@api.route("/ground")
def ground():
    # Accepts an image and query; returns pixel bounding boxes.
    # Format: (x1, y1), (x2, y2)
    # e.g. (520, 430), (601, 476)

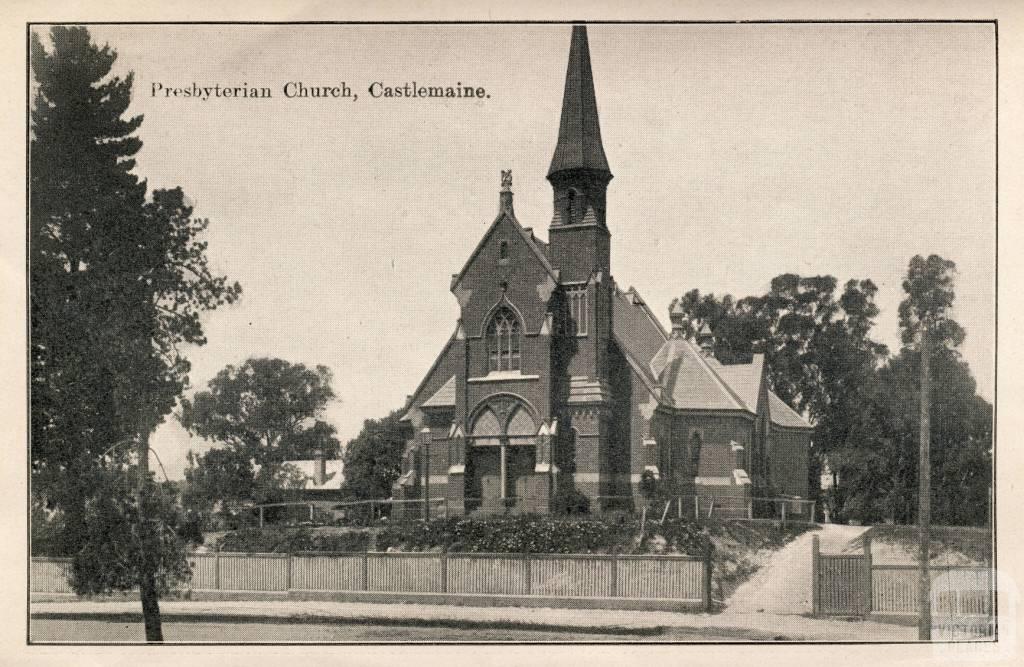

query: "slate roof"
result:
(400, 325), (459, 422)
(768, 392), (813, 430)
(254, 460), (344, 491)
(712, 354), (764, 412)
(650, 338), (746, 411)
(421, 375), (456, 408)
(611, 287), (668, 393)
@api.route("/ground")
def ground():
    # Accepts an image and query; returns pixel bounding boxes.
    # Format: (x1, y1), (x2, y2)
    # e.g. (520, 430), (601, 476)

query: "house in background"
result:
(250, 455), (345, 526)
(393, 26), (812, 518)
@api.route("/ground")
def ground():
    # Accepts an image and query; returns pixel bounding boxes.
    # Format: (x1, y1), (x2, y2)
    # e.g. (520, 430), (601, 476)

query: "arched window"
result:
(486, 307), (521, 372)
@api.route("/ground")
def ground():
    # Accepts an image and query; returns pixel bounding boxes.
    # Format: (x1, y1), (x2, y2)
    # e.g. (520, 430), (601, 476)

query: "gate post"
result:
(811, 534), (820, 616)
(863, 535), (873, 616)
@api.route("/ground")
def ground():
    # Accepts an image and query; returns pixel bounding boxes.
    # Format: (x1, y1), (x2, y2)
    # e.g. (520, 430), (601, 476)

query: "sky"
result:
(61, 23), (995, 479)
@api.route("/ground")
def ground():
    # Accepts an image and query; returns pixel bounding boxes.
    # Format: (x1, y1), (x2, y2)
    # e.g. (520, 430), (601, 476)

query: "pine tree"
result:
(30, 26), (240, 641)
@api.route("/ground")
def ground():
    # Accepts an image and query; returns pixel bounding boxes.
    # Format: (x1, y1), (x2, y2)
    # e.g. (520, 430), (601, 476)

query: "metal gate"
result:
(813, 535), (871, 616)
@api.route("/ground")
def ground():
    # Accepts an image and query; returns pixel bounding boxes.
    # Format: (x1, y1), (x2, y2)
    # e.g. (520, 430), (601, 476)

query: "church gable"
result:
(452, 209), (558, 336)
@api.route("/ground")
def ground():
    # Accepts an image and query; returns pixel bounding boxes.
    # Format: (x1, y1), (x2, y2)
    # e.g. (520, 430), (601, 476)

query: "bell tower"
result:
(547, 25), (613, 283)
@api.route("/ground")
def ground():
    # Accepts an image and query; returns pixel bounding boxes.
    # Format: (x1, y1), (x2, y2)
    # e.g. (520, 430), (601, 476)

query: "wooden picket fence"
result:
(812, 534), (994, 619)
(32, 550), (711, 608)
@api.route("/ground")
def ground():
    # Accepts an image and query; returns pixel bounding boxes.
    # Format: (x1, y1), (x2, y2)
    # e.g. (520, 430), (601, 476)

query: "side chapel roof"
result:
(612, 294), (811, 429)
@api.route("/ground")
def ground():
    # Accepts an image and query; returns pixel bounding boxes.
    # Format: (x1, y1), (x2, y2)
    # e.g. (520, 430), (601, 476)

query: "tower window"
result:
(565, 285), (588, 336)
(499, 240), (509, 262)
(486, 307), (522, 372)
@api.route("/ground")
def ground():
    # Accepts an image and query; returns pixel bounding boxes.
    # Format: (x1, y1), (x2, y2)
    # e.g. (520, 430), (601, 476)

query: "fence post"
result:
(215, 548), (221, 591)
(781, 501), (787, 527)
(286, 552), (293, 591)
(811, 534), (820, 616)
(704, 549), (714, 612)
(610, 554), (618, 598)
(863, 535), (873, 616)
(440, 550), (448, 594)
(694, 495), (699, 520)
(747, 498), (753, 519)
(524, 553), (532, 596)
(362, 552), (370, 591)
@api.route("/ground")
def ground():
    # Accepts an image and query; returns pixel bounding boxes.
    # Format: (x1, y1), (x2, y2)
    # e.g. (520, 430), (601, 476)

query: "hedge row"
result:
(216, 527), (370, 553)
(375, 515), (713, 556)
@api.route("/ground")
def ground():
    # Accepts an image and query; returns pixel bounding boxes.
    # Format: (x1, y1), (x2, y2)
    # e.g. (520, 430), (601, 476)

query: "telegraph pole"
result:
(918, 328), (932, 641)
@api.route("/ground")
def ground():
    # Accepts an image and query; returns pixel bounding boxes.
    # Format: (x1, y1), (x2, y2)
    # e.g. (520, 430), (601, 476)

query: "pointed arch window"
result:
(486, 307), (522, 372)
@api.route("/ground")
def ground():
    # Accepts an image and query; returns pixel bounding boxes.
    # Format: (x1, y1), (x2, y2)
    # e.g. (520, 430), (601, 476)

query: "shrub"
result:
(376, 515), (714, 556)
(216, 528), (370, 553)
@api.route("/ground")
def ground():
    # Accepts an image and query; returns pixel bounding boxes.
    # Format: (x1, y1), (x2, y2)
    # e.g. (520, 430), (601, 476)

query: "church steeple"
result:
(548, 25), (612, 180)
(547, 24), (613, 282)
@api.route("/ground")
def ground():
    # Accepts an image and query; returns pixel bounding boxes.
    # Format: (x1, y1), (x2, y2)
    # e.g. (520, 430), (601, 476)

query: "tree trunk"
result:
(137, 431), (164, 642)
(140, 569), (163, 642)
(918, 331), (931, 641)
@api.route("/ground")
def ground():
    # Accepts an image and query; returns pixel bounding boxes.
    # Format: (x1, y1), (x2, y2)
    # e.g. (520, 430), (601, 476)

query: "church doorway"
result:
(467, 399), (539, 514)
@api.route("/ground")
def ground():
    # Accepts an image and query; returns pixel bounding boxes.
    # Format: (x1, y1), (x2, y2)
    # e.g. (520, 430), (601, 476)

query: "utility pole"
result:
(421, 427), (432, 521)
(918, 328), (932, 641)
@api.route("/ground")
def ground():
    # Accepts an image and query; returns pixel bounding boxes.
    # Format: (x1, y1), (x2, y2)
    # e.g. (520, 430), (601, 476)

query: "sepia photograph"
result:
(25, 18), (997, 647)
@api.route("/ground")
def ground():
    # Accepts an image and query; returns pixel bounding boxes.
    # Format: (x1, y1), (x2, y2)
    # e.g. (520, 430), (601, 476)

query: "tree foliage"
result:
(674, 265), (991, 527)
(340, 408), (412, 501)
(180, 357), (341, 508)
(674, 275), (888, 453)
(30, 26), (240, 636)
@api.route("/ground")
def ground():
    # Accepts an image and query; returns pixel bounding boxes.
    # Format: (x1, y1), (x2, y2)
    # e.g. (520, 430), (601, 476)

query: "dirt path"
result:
(724, 524), (869, 615)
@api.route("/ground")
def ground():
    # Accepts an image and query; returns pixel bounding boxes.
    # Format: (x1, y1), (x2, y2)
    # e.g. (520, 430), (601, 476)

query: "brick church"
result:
(394, 26), (811, 517)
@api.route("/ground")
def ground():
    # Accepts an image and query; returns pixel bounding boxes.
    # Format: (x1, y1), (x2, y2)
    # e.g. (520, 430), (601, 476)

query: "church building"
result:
(394, 26), (812, 518)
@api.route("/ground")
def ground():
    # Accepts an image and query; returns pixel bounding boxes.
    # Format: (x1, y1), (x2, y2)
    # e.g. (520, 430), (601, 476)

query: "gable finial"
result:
(499, 169), (514, 214)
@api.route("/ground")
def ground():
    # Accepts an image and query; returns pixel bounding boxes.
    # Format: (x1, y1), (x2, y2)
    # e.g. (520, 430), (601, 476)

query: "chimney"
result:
(499, 169), (514, 215)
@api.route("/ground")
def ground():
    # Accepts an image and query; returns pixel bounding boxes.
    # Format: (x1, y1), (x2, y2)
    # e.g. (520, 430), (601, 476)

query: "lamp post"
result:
(421, 427), (432, 521)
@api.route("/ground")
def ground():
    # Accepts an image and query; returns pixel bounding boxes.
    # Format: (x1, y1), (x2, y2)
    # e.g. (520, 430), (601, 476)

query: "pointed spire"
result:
(547, 25), (611, 179)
